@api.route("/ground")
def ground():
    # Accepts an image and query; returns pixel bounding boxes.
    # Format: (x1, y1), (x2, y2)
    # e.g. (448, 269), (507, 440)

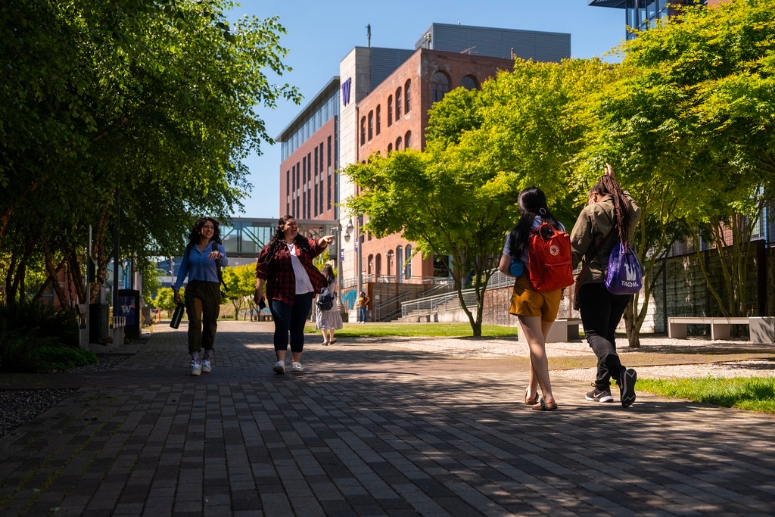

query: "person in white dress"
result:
(315, 264), (343, 345)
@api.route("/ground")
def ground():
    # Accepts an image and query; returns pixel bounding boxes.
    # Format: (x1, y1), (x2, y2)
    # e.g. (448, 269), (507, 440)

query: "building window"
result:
(387, 96), (393, 126)
(376, 105), (381, 135)
(395, 87), (402, 119)
(368, 110), (373, 141)
(404, 131), (411, 150)
(431, 71), (450, 103)
(461, 75), (478, 90)
(375, 254), (382, 278)
(286, 170), (290, 195)
(396, 246), (403, 283)
(404, 80), (411, 113)
(405, 245), (412, 279)
(396, 136), (402, 150)
(387, 143), (393, 154)
(360, 116), (366, 146)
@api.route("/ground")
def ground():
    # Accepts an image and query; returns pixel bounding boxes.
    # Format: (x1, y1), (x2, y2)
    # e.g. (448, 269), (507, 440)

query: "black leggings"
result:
(578, 282), (631, 390)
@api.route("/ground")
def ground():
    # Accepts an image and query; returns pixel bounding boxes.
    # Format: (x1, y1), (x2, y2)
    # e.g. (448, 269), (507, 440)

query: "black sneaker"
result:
(585, 389), (614, 403)
(619, 368), (637, 408)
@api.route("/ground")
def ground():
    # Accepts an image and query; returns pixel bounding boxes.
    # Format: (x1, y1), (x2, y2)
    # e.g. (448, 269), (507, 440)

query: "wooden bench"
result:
(518, 318), (582, 344)
(668, 316), (750, 341)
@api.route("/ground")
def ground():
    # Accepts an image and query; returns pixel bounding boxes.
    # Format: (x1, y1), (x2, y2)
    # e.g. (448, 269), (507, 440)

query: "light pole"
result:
(344, 217), (363, 317)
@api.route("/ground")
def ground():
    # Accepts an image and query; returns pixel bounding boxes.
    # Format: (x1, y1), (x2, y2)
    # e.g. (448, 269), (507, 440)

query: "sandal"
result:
(532, 397), (558, 411)
(322, 340), (329, 346)
(525, 388), (539, 405)
(330, 338), (337, 344)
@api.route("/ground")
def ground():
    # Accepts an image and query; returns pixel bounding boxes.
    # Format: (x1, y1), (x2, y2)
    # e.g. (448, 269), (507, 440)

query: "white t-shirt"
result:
(286, 242), (314, 294)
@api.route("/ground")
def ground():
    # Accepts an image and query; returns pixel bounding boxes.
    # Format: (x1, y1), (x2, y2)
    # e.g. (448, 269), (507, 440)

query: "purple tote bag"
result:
(605, 243), (643, 295)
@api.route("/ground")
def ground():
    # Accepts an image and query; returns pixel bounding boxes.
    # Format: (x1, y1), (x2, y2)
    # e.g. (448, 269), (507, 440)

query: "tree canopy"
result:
(0, 0), (300, 306)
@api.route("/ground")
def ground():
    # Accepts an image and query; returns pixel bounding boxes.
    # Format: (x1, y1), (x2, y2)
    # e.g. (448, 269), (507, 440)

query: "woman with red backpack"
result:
(499, 187), (569, 411)
(570, 165), (641, 408)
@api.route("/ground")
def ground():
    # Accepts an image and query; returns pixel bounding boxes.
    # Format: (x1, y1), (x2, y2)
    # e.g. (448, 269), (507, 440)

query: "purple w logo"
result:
(342, 78), (352, 106)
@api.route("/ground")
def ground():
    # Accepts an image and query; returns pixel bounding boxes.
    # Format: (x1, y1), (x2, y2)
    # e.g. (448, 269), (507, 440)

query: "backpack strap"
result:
(212, 240), (228, 291)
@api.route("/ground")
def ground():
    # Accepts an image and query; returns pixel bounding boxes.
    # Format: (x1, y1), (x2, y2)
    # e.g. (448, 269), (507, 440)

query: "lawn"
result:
(304, 322), (517, 338)
(627, 377), (775, 414)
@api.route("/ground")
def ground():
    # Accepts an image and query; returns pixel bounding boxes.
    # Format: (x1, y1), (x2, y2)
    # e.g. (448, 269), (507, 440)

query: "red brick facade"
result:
(354, 49), (513, 281)
(279, 117), (337, 221)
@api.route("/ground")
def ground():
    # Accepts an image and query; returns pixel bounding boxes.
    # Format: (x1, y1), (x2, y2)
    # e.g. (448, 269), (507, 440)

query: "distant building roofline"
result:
(588, 0), (627, 8)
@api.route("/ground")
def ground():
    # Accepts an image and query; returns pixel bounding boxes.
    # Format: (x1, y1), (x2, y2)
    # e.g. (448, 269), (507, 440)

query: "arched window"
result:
(404, 79), (411, 113)
(386, 250), (394, 277)
(395, 87), (402, 119)
(396, 246), (403, 283)
(360, 117), (366, 146)
(461, 75), (478, 90)
(404, 131), (411, 149)
(376, 105), (381, 135)
(375, 254), (382, 278)
(396, 137), (402, 150)
(405, 245), (412, 279)
(431, 71), (450, 103)
(387, 96), (393, 126)
(368, 110), (373, 141)
(367, 254), (374, 276)
(387, 143), (393, 154)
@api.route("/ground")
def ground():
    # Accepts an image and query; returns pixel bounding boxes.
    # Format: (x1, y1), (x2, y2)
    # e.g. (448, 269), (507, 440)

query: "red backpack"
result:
(528, 222), (574, 292)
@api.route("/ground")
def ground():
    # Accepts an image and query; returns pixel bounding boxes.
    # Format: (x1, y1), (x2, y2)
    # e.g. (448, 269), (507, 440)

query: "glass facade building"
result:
(590, 0), (707, 40)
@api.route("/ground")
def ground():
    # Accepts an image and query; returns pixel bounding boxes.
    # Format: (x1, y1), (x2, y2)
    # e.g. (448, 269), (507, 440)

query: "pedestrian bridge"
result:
(221, 217), (338, 259)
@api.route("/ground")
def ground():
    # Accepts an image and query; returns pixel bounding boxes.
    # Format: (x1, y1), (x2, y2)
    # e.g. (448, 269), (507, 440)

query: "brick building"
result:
(275, 23), (570, 317)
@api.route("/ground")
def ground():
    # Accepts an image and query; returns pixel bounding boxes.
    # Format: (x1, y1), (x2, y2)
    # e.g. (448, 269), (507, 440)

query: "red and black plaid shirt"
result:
(255, 238), (328, 306)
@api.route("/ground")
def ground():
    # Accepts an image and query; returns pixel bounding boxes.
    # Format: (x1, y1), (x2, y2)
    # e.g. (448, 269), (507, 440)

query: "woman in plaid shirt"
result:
(255, 215), (334, 373)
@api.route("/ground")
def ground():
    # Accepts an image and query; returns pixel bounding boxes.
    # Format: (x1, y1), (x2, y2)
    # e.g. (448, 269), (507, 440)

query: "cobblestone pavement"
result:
(1, 321), (775, 516)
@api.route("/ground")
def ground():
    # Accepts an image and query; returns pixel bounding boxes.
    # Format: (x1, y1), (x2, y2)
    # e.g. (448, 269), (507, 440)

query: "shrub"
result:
(0, 300), (79, 346)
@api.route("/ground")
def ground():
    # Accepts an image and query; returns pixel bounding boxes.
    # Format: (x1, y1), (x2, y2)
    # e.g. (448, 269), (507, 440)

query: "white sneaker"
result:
(190, 361), (202, 376)
(291, 362), (303, 373)
(202, 359), (212, 373)
(273, 360), (285, 374)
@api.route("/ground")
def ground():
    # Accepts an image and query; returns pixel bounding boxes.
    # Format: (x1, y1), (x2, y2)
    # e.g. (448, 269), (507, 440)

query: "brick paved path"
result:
(1, 321), (775, 516)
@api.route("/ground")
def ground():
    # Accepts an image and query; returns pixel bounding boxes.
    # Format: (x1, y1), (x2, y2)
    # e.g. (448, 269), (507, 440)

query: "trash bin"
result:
(118, 289), (140, 339)
(89, 303), (110, 343)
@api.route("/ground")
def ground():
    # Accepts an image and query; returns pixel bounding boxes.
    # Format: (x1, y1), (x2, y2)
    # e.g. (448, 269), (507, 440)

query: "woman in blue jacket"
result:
(173, 217), (228, 376)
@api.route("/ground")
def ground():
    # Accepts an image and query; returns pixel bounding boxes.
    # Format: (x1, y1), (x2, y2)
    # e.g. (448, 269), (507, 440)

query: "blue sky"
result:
(228, 1), (626, 218)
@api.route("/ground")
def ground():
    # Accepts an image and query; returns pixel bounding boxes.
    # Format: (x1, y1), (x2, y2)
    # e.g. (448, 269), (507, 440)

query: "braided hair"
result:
(259, 215), (312, 265)
(509, 187), (562, 260)
(590, 175), (632, 247)
(187, 217), (222, 247)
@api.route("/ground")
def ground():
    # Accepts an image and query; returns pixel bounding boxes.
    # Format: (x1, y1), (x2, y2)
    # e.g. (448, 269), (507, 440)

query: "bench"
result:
(518, 318), (582, 344)
(668, 316), (750, 341)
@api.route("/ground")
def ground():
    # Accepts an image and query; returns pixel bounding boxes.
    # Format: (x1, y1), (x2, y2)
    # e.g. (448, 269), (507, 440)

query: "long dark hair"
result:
(509, 187), (562, 259)
(321, 264), (336, 285)
(590, 176), (632, 246)
(259, 215), (311, 265)
(187, 217), (221, 247)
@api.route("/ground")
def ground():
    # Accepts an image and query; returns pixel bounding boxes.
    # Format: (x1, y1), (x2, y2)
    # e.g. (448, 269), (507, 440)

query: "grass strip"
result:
(304, 322), (517, 338)
(634, 377), (775, 414)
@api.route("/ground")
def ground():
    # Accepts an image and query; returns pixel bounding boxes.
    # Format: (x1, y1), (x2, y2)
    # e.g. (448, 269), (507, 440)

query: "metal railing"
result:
(374, 291), (412, 322)
(342, 275), (453, 288)
(400, 269), (510, 319)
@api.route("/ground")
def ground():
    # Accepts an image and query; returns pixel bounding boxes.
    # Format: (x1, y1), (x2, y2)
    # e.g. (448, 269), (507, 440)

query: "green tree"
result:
(344, 59), (607, 336)
(586, 0), (775, 333)
(222, 264), (258, 320)
(154, 287), (181, 317)
(1, 0), (301, 306)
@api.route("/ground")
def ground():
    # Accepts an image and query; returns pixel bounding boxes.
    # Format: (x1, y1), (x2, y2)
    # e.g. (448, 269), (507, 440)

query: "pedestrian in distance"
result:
(356, 291), (370, 323)
(498, 187), (567, 411)
(570, 164), (642, 407)
(173, 217), (228, 376)
(315, 264), (343, 345)
(255, 215), (333, 374)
